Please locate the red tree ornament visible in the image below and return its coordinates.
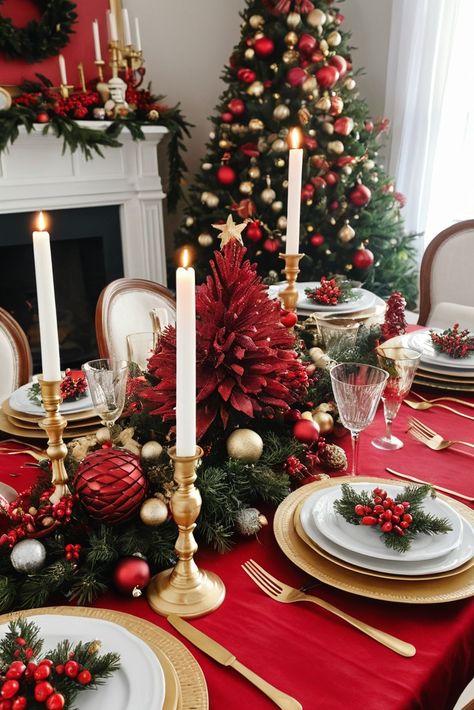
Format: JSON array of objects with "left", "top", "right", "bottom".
[
  {"left": 254, "top": 36, "right": 275, "bottom": 57},
  {"left": 228, "top": 98, "right": 245, "bottom": 115},
  {"left": 352, "top": 247, "right": 374, "bottom": 270},
  {"left": 381, "top": 291, "right": 407, "bottom": 340},
  {"left": 113, "top": 556, "right": 151, "bottom": 597},
  {"left": 350, "top": 184, "right": 372, "bottom": 206},
  {"left": 293, "top": 419, "right": 320, "bottom": 445},
  {"left": 310, "top": 234, "right": 325, "bottom": 248},
  {"left": 298, "top": 33, "right": 317, "bottom": 56},
  {"left": 74, "top": 449, "right": 148, "bottom": 525},
  {"left": 145, "top": 241, "right": 308, "bottom": 439},
  {"left": 316, "top": 65, "right": 339, "bottom": 89},
  {"left": 286, "top": 67, "right": 307, "bottom": 87},
  {"left": 217, "top": 165, "right": 237, "bottom": 186},
  {"left": 246, "top": 221, "right": 263, "bottom": 242}
]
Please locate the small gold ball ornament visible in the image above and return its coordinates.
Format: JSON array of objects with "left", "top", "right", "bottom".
[
  {"left": 247, "top": 81, "right": 264, "bottom": 97},
  {"left": 248, "top": 118, "right": 264, "bottom": 132},
  {"left": 301, "top": 411, "right": 314, "bottom": 421},
  {"left": 244, "top": 48, "right": 255, "bottom": 60},
  {"left": 327, "top": 140, "right": 345, "bottom": 154},
  {"left": 316, "top": 96, "right": 331, "bottom": 112},
  {"left": 201, "top": 162, "right": 212, "bottom": 171},
  {"left": 96, "top": 427, "right": 111, "bottom": 444},
  {"left": 302, "top": 76, "right": 318, "bottom": 94},
  {"left": 198, "top": 233, "right": 213, "bottom": 247},
  {"left": 307, "top": 8, "right": 326, "bottom": 27},
  {"left": 206, "top": 193, "right": 219, "bottom": 208},
  {"left": 274, "top": 158, "right": 285, "bottom": 168},
  {"left": 338, "top": 222, "right": 355, "bottom": 242},
  {"left": 344, "top": 78, "right": 356, "bottom": 91},
  {"left": 148, "top": 109, "right": 159, "bottom": 121},
  {"left": 226, "top": 429, "right": 264, "bottom": 463},
  {"left": 249, "top": 14, "right": 264, "bottom": 29},
  {"left": 283, "top": 50, "right": 299, "bottom": 64},
  {"left": 287, "top": 12, "right": 301, "bottom": 29},
  {"left": 271, "top": 138, "right": 287, "bottom": 153},
  {"left": 284, "top": 31, "right": 298, "bottom": 47},
  {"left": 140, "top": 440, "right": 163, "bottom": 462},
  {"left": 314, "top": 402, "right": 337, "bottom": 415},
  {"left": 261, "top": 186, "right": 276, "bottom": 203},
  {"left": 312, "top": 411, "right": 334, "bottom": 434},
  {"left": 140, "top": 497, "right": 168, "bottom": 526},
  {"left": 273, "top": 104, "right": 291, "bottom": 121},
  {"left": 185, "top": 216, "right": 195, "bottom": 227},
  {"left": 277, "top": 216, "right": 287, "bottom": 230},
  {"left": 240, "top": 181, "right": 254, "bottom": 195},
  {"left": 248, "top": 165, "right": 261, "bottom": 179},
  {"left": 327, "top": 31, "right": 342, "bottom": 47},
  {"left": 322, "top": 121, "right": 334, "bottom": 135},
  {"left": 271, "top": 201, "right": 283, "bottom": 213},
  {"left": 298, "top": 107, "right": 311, "bottom": 125}
]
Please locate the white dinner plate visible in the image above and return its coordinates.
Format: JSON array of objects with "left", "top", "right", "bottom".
[
  {"left": 300, "top": 490, "right": 474, "bottom": 576},
  {"left": 9, "top": 382, "right": 94, "bottom": 416},
  {"left": 0, "top": 615, "right": 165, "bottom": 710},
  {"left": 406, "top": 329, "right": 474, "bottom": 371},
  {"left": 268, "top": 282, "right": 376, "bottom": 314},
  {"left": 311, "top": 483, "right": 463, "bottom": 562}
]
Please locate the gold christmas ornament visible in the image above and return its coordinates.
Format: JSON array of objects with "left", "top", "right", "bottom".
[
  {"left": 312, "top": 410, "right": 334, "bottom": 434},
  {"left": 209, "top": 131, "right": 216, "bottom": 139},
  {"left": 273, "top": 104, "right": 291, "bottom": 121},
  {"left": 141, "top": 440, "right": 163, "bottom": 462},
  {"left": 327, "top": 30, "right": 342, "bottom": 47},
  {"left": 219, "top": 139, "right": 233, "bottom": 149},
  {"left": 244, "top": 48, "right": 255, "bottom": 60},
  {"left": 201, "top": 162, "right": 212, "bottom": 171},
  {"left": 148, "top": 109, "right": 159, "bottom": 121},
  {"left": 248, "top": 165, "right": 261, "bottom": 179},
  {"left": 271, "top": 200, "right": 283, "bottom": 213},
  {"left": 298, "top": 107, "right": 310, "bottom": 125},
  {"left": 287, "top": 12, "right": 301, "bottom": 29},
  {"left": 270, "top": 63, "right": 278, "bottom": 72},
  {"left": 344, "top": 78, "right": 356, "bottom": 91},
  {"left": 338, "top": 222, "right": 355, "bottom": 242},
  {"left": 257, "top": 137, "right": 269, "bottom": 152},
  {"left": 271, "top": 138, "right": 287, "bottom": 152},
  {"left": 342, "top": 165, "right": 352, "bottom": 176},
  {"left": 273, "top": 92, "right": 281, "bottom": 100},
  {"left": 96, "top": 427, "right": 111, "bottom": 445},
  {"left": 307, "top": 8, "right": 326, "bottom": 27},
  {"left": 274, "top": 158, "right": 285, "bottom": 168},
  {"left": 284, "top": 31, "right": 298, "bottom": 47},
  {"left": 316, "top": 96, "right": 331, "bottom": 112},
  {"left": 302, "top": 76, "right": 318, "bottom": 94},
  {"left": 247, "top": 81, "right": 264, "bottom": 97},
  {"left": 226, "top": 429, "right": 264, "bottom": 463},
  {"left": 364, "top": 160, "right": 375, "bottom": 170},
  {"left": 254, "top": 31, "right": 264, "bottom": 40},
  {"left": 140, "top": 497, "right": 169, "bottom": 526},
  {"left": 261, "top": 186, "right": 276, "bottom": 203},
  {"left": 301, "top": 411, "right": 314, "bottom": 421},
  {"left": 185, "top": 216, "right": 195, "bottom": 227},
  {"left": 198, "top": 233, "right": 213, "bottom": 248},
  {"left": 306, "top": 224, "right": 314, "bottom": 232},
  {"left": 322, "top": 121, "right": 334, "bottom": 135},
  {"left": 345, "top": 264, "right": 353, "bottom": 271},
  {"left": 240, "top": 181, "right": 254, "bottom": 195},
  {"left": 230, "top": 123, "right": 247, "bottom": 135},
  {"left": 314, "top": 402, "right": 338, "bottom": 415},
  {"left": 319, "top": 39, "right": 329, "bottom": 54},
  {"left": 206, "top": 193, "right": 219, "bottom": 208},
  {"left": 327, "top": 140, "right": 345, "bottom": 154},
  {"left": 248, "top": 117, "right": 264, "bottom": 132},
  {"left": 249, "top": 14, "right": 264, "bottom": 29},
  {"left": 283, "top": 49, "right": 299, "bottom": 64},
  {"left": 277, "top": 216, "right": 287, "bottom": 230}
]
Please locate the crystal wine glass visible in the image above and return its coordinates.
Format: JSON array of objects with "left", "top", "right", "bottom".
[
  {"left": 126, "top": 331, "right": 158, "bottom": 371},
  {"left": 372, "top": 345, "right": 421, "bottom": 451},
  {"left": 330, "top": 362, "right": 388, "bottom": 476},
  {"left": 82, "top": 358, "right": 129, "bottom": 435}
]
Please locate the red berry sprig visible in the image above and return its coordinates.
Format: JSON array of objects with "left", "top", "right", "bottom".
[
  {"left": 354, "top": 487, "right": 412, "bottom": 537},
  {"left": 307, "top": 276, "right": 343, "bottom": 305},
  {"left": 430, "top": 323, "right": 474, "bottom": 359},
  {"left": 60, "top": 370, "right": 88, "bottom": 403}
]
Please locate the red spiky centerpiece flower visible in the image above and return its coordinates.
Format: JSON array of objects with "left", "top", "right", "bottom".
[{"left": 143, "top": 239, "right": 308, "bottom": 440}]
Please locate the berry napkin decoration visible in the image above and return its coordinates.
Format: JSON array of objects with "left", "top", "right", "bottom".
[
  {"left": 334, "top": 484, "right": 452, "bottom": 553},
  {"left": 430, "top": 324, "right": 474, "bottom": 359},
  {"left": 305, "top": 275, "right": 360, "bottom": 306},
  {"left": 28, "top": 370, "right": 88, "bottom": 406}
]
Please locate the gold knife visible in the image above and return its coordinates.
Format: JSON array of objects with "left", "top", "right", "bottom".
[
  {"left": 167, "top": 615, "right": 302, "bottom": 710},
  {"left": 386, "top": 467, "right": 474, "bottom": 502}
]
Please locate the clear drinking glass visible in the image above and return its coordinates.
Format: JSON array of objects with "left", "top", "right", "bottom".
[
  {"left": 126, "top": 331, "right": 158, "bottom": 371},
  {"left": 82, "top": 358, "right": 129, "bottom": 434},
  {"left": 314, "top": 313, "right": 360, "bottom": 351},
  {"left": 372, "top": 345, "right": 421, "bottom": 451},
  {"left": 330, "top": 362, "right": 388, "bottom": 476}
]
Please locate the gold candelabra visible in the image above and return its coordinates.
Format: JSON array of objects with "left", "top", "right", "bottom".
[
  {"left": 147, "top": 446, "right": 226, "bottom": 618},
  {"left": 94, "top": 59, "right": 105, "bottom": 82},
  {"left": 37, "top": 378, "right": 69, "bottom": 504},
  {"left": 278, "top": 253, "right": 303, "bottom": 313}
]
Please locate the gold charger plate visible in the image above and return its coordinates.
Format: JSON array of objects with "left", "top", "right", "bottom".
[
  {"left": 5, "top": 414, "right": 99, "bottom": 433},
  {"left": 274, "top": 476, "right": 474, "bottom": 603},
  {"left": 0, "top": 607, "right": 209, "bottom": 710},
  {"left": 294, "top": 500, "right": 474, "bottom": 582},
  {"left": 416, "top": 366, "right": 474, "bottom": 384},
  {"left": 413, "top": 377, "right": 474, "bottom": 393},
  {"left": 0, "top": 409, "right": 99, "bottom": 440},
  {"left": 3, "top": 398, "right": 99, "bottom": 423}
]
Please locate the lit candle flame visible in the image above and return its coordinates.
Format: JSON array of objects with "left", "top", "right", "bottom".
[
  {"left": 37, "top": 211, "right": 47, "bottom": 232},
  {"left": 181, "top": 247, "right": 190, "bottom": 268},
  {"left": 288, "top": 127, "right": 302, "bottom": 150}
]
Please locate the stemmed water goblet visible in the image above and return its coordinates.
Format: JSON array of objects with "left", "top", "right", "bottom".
[
  {"left": 372, "top": 345, "right": 421, "bottom": 450},
  {"left": 82, "top": 358, "right": 129, "bottom": 437},
  {"left": 330, "top": 362, "right": 388, "bottom": 476}
]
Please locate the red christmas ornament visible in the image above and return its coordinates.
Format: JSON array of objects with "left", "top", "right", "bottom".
[
  {"left": 221, "top": 112, "right": 234, "bottom": 123},
  {"left": 301, "top": 183, "right": 315, "bottom": 201},
  {"left": 12, "top": 698, "right": 28, "bottom": 710},
  {"left": 334, "top": 117, "right": 353, "bottom": 135},
  {"left": 36, "top": 112, "right": 49, "bottom": 123},
  {"left": 298, "top": 33, "right": 317, "bottom": 56},
  {"left": 329, "top": 95, "right": 344, "bottom": 116},
  {"left": 237, "top": 68, "right": 257, "bottom": 84},
  {"left": 350, "top": 184, "right": 372, "bottom": 207},
  {"left": 311, "top": 176, "right": 326, "bottom": 190},
  {"left": 246, "top": 221, "right": 263, "bottom": 242},
  {"left": 113, "top": 556, "right": 151, "bottom": 597},
  {"left": 233, "top": 198, "right": 256, "bottom": 218},
  {"left": 310, "top": 234, "right": 325, "bottom": 248},
  {"left": 228, "top": 98, "right": 245, "bottom": 116},
  {"left": 364, "top": 120, "right": 374, "bottom": 132},
  {"left": 329, "top": 55, "right": 348, "bottom": 77},
  {"left": 352, "top": 247, "right": 374, "bottom": 270},
  {"left": 324, "top": 171, "right": 338, "bottom": 186},
  {"left": 74, "top": 449, "right": 148, "bottom": 525},
  {"left": 216, "top": 165, "right": 237, "bottom": 186},
  {"left": 293, "top": 419, "right": 320, "bottom": 445},
  {"left": 263, "top": 238, "right": 280, "bottom": 252},
  {"left": 310, "top": 50, "right": 324, "bottom": 63},
  {"left": 286, "top": 67, "right": 307, "bottom": 87},
  {"left": 239, "top": 142, "right": 260, "bottom": 157},
  {"left": 316, "top": 65, "right": 339, "bottom": 89},
  {"left": 280, "top": 311, "right": 298, "bottom": 328},
  {"left": 254, "top": 36, "right": 275, "bottom": 57}
]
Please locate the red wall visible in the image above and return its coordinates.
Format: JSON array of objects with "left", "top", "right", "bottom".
[{"left": 0, "top": 0, "right": 110, "bottom": 86}]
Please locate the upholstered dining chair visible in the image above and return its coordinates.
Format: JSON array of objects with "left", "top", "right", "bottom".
[
  {"left": 418, "top": 220, "right": 474, "bottom": 329},
  {"left": 95, "top": 278, "right": 176, "bottom": 361},
  {"left": 0, "top": 307, "right": 33, "bottom": 403}
]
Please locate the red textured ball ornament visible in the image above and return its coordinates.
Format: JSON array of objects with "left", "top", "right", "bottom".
[
  {"left": 113, "top": 556, "right": 151, "bottom": 597},
  {"left": 217, "top": 165, "right": 237, "bottom": 186},
  {"left": 316, "top": 65, "right": 339, "bottom": 89},
  {"left": 286, "top": 67, "right": 307, "bottom": 87},
  {"left": 246, "top": 221, "right": 263, "bottom": 242},
  {"left": 254, "top": 36, "right": 275, "bottom": 57},
  {"left": 74, "top": 448, "right": 148, "bottom": 525},
  {"left": 350, "top": 184, "right": 372, "bottom": 207},
  {"left": 228, "top": 98, "right": 246, "bottom": 116},
  {"left": 293, "top": 419, "right": 320, "bottom": 445},
  {"left": 352, "top": 247, "right": 374, "bottom": 270}
]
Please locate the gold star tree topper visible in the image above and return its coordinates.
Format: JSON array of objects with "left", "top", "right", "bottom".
[{"left": 212, "top": 215, "right": 247, "bottom": 248}]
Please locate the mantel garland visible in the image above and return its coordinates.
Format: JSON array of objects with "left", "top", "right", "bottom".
[{"left": 0, "top": 0, "right": 77, "bottom": 63}]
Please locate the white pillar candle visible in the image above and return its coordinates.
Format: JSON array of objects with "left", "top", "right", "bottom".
[
  {"left": 58, "top": 54, "right": 68, "bottom": 86},
  {"left": 285, "top": 127, "right": 304, "bottom": 255},
  {"left": 175, "top": 249, "right": 196, "bottom": 457},
  {"left": 92, "top": 19, "right": 102, "bottom": 62},
  {"left": 134, "top": 17, "right": 142, "bottom": 51},
  {"left": 122, "top": 9, "right": 132, "bottom": 46},
  {"left": 32, "top": 213, "right": 61, "bottom": 382},
  {"left": 107, "top": 9, "right": 118, "bottom": 42}
]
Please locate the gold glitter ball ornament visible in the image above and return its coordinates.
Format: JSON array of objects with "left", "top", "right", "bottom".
[
  {"left": 271, "top": 138, "right": 287, "bottom": 152},
  {"left": 273, "top": 104, "right": 290, "bottom": 121},
  {"left": 235, "top": 507, "right": 268, "bottom": 536},
  {"left": 240, "top": 181, "right": 254, "bottom": 195},
  {"left": 327, "top": 31, "right": 342, "bottom": 47},
  {"left": 185, "top": 216, "right": 195, "bottom": 227},
  {"left": 249, "top": 118, "right": 264, "bottom": 132},
  {"left": 248, "top": 165, "right": 261, "bottom": 179},
  {"left": 298, "top": 107, "right": 310, "bottom": 125},
  {"left": 277, "top": 215, "right": 287, "bottom": 230},
  {"left": 316, "top": 96, "right": 331, "bottom": 112},
  {"left": 275, "top": 158, "right": 285, "bottom": 168},
  {"left": 261, "top": 186, "right": 276, "bottom": 203},
  {"left": 245, "top": 48, "right": 255, "bottom": 60},
  {"left": 272, "top": 200, "right": 283, "bottom": 213},
  {"left": 206, "top": 193, "right": 220, "bottom": 208},
  {"left": 139, "top": 497, "right": 168, "bottom": 526},
  {"left": 284, "top": 31, "right": 298, "bottom": 47},
  {"left": 247, "top": 81, "right": 264, "bottom": 97},
  {"left": 283, "top": 49, "right": 299, "bottom": 64},
  {"left": 226, "top": 429, "right": 264, "bottom": 463},
  {"left": 249, "top": 14, "right": 264, "bottom": 29},
  {"left": 327, "top": 139, "right": 344, "bottom": 154},
  {"left": 302, "top": 76, "right": 318, "bottom": 94},
  {"left": 140, "top": 440, "right": 163, "bottom": 462},
  {"left": 312, "top": 410, "right": 334, "bottom": 434}
]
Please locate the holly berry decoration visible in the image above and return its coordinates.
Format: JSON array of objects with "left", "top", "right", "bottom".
[
  {"left": 352, "top": 247, "right": 374, "bottom": 271},
  {"left": 430, "top": 323, "right": 474, "bottom": 359},
  {"left": 113, "top": 556, "right": 151, "bottom": 597}
]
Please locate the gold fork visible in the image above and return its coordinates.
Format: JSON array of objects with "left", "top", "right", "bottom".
[
  {"left": 0, "top": 449, "right": 48, "bottom": 462},
  {"left": 242, "top": 559, "right": 416, "bottom": 657},
  {"left": 404, "top": 399, "right": 474, "bottom": 421},
  {"left": 411, "top": 392, "right": 474, "bottom": 410},
  {"left": 407, "top": 417, "right": 474, "bottom": 451}
]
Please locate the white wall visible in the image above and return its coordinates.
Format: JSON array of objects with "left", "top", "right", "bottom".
[{"left": 124, "top": 0, "right": 393, "bottom": 250}]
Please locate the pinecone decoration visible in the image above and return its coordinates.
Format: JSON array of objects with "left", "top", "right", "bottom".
[
  {"left": 318, "top": 442, "right": 348, "bottom": 472},
  {"left": 145, "top": 241, "right": 308, "bottom": 439},
  {"left": 381, "top": 291, "right": 407, "bottom": 340}
]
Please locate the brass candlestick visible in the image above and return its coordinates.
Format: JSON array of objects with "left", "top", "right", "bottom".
[
  {"left": 147, "top": 446, "right": 225, "bottom": 618},
  {"left": 59, "top": 84, "right": 74, "bottom": 99},
  {"left": 94, "top": 59, "right": 105, "bottom": 82},
  {"left": 37, "top": 378, "right": 69, "bottom": 504},
  {"left": 279, "top": 253, "right": 303, "bottom": 313}
]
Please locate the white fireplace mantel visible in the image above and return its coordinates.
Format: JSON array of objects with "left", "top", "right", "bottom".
[{"left": 0, "top": 122, "right": 169, "bottom": 285}]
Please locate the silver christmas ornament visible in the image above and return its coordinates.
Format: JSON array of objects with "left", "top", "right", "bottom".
[{"left": 10, "top": 539, "right": 46, "bottom": 573}]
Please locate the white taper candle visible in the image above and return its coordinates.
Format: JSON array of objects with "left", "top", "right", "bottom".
[
  {"left": 58, "top": 54, "right": 68, "bottom": 86},
  {"left": 122, "top": 9, "right": 132, "bottom": 45},
  {"left": 107, "top": 9, "right": 118, "bottom": 42},
  {"left": 92, "top": 19, "right": 102, "bottom": 62},
  {"left": 134, "top": 17, "right": 142, "bottom": 51},
  {"left": 175, "top": 249, "right": 196, "bottom": 457},
  {"left": 285, "top": 128, "right": 304, "bottom": 254}
]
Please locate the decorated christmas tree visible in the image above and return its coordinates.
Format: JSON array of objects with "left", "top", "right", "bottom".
[{"left": 174, "top": 0, "right": 418, "bottom": 306}]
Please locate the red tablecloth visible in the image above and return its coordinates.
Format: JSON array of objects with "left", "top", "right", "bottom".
[{"left": 1, "top": 390, "right": 474, "bottom": 709}]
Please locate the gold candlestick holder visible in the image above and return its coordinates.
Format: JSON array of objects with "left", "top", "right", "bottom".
[
  {"left": 59, "top": 84, "right": 74, "bottom": 99},
  {"left": 278, "top": 253, "right": 303, "bottom": 313},
  {"left": 37, "top": 377, "right": 69, "bottom": 504},
  {"left": 147, "top": 446, "right": 225, "bottom": 618},
  {"left": 123, "top": 45, "right": 144, "bottom": 71},
  {"left": 94, "top": 59, "right": 105, "bottom": 82}
]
